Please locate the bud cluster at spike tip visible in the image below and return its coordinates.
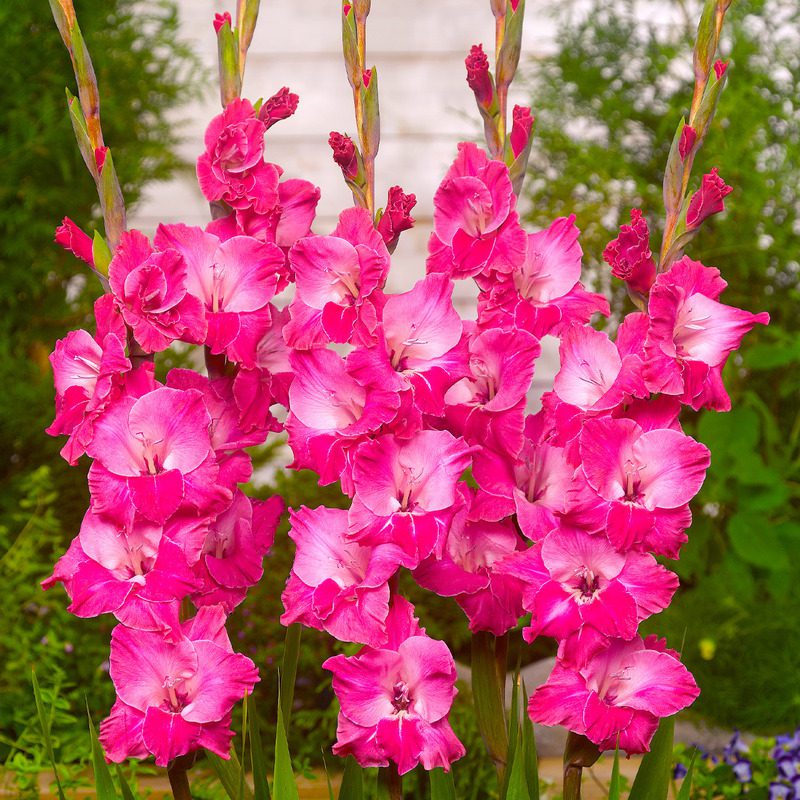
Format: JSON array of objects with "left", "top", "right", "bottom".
[{"left": 45, "top": 1, "right": 770, "bottom": 777}]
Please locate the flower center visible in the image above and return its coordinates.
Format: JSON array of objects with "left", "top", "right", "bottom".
[
  {"left": 397, "top": 465, "right": 423, "bottom": 511},
  {"left": 570, "top": 566, "right": 601, "bottom": 605},
  {"left": 391, "top": 681, "right": 412, "bottom": 714},
  {"left": 623, "top": 458, "right": 645, "bottom": 502},
  {"left": 135, "top": 433, "right": 164, "bottom": 475},
  {"left": 162, "top": 676, "right": 187, "bottom": 712},
  {"left": 210, "top": 263, "right": 226, "bottom": 313}
]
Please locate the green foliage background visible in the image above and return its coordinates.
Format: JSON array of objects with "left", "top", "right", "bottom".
[{"left": 524, "top": 0, "right": 800, "bottom": 731}]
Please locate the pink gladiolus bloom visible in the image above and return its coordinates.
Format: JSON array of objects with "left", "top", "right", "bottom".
[
  {"left": 323, "top": 597, "right": 465, "bottom": 774},
  {"left": 574, "top": 416, "right": 710, "bottom": 558},
  {"left": 415, "top": 494, "right": 525, "bottom": 636},
  {"left": 498, "top": 527, "right": 678, "bottom": 664},
  {"left": 108, "top": 230, "right": 207, "bottom": 353},
  {"left": 99, "top": 606, "right": 259, "bottom": 766},
  {"left": 285, "top": 207, "right": 390, "bottom": 347},
  {"left": 602, "top": 209, "right": 657, "bottom": 295},
  {"left": 197, "top": 98, "right": 282, "bottom": 213},
  {"left": 644, "top": 257, "right": 769, "bottom": 410},
  {"left": 480, "top": 216, "right": 609, "bottom": 338},
  {"left": 285, "top": 348, "right": 400, "bottom": 492},
  {"left": 348, "top": 430, "right": 473, "bottom": 568},
  {"left": 192, "top": 491, "right": 282, "bottom": 612},
  {"left": 529, "top": 636, "right": 699, "bottom": 754},
  {"left": 348, "top": 274, "right": 469, "bottom": 416},
  {"left": 55, "top": 217, "right": 94, "bottom": 266},
  {"left": 281, "top": 506, "right": 405, "bottom": 647},
  {"left": 685, "top": 168, "right": 732, "bottom": 229},
  {"left": 87, "top": 387, "right": 229, "bottom": 525},
  {"left": 427, "top": 142, "right": 526, "bottom": 279},
  {"left": 155, "top": 224, "right": 284, "bottom": 366},
  {"left": 47, "top": 301, "right": 131, "bottom": 464},
  {"left": 43, "top": 508, "right": 206, "bottom": 638},
  {"left": 444, "top": 325, "right": 540, "bottom": 454},
  {"left": 472, "top": 418, "right": 576, "bottom": 541}
]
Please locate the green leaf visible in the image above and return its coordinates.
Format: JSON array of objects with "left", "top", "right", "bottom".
[
  {"left": 505, "top": 738, "right": 531, "bottom": 800},
  {"left": 249, "top": 693, "right": 271, "bottom": 800},
  {"left": 273, "top": 680, "right": 299, "bottom": 800},
  {"left": 628, "top": 715, "right": 674, "bottom": 800},
  {"left": 429, "top": 767, "right": 457, "bottom": 800},
  {"left": 208, "top": 750, "right": 254, "bottom": 800},
  {"left": 608, "top": 745, "right": 621, "bottom": 800},
  {"left": 676, "top": 750, "right": 698, "bottom": 800},
  {"left": 116, "top": 766, "right": 136, "bottom": 800},
  {"left": 521, "top": 681, "right": 539, "bottom": 800},
  {"left": 239, "top": 693, "right": 250, "bottom": 800},
  {"left": 338, "top": 756, "right": 364, "bottom": 800},
  {"left": 280, "top": 624, "right": 302, "bottom": 729},
  {"left": 87, "top": 708, "right": 118, "bottom": 800},
  {"left": 321, "top": 754, "right": 336, "bottom": 800},
  {"left": 92, "top": 231, "right": 112, "bottom": 276},
  {"left": 502, "top": 673, "right": 522, "bottom": 799},
  {"left": 31, "top": 672, "right": 68, "bottom": 800},
  {"left": 728, "top": 512, "right": 790, "bottom": 570},
  {"left": 471, "top": 632, "right": 509, "bottom": 776}
]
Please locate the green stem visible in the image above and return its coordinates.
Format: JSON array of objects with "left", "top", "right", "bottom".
[
  {"left": 471, "top": 632, "right": 509, "bottom": 782},
  {"left": 377, "top": 766, "right": 402, "bottom": 800},
  {"left": 167, "top": 754, "right": 194, "bottom": 800}
]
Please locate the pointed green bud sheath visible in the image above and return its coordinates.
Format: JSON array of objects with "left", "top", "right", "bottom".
[
  {"left": 91, "top": 231, "right": 112, "bottom": 277},
  {"left": 48, "top": 0, "right": 74, "bottom": 49},
  {"left": 69, "top": 22, "right": 102, "bottom": 148},
  {"left": 497, "top": 0, "right": 525, "bottom": 89},
  {"left": 663, "top": 117, "right": 687, "bottom": 217},
  {"left": 97, "top": 148, "right": 126, "bottom": 249},
  {"left": 693, "top": 67, "right": 728, "bottom": 142},
  {"left": 491, "top": 0, "right": 507, "bottom": 19},
  {"left": 361, "top": 67, "right": 380, "bottom": 159},
  {"left": 342, "top": 3, "right": 361, "bottom": 91},
  {"left": 693, "top": 0, "right": 718, "bottom": 87},
  {"left": 66, "top": 89, "right": 97, "bottom": 179},
  {"left": 216, "top": 18, "right": 241, "bottom": 106},
  {"left": 352, "top": 0, "right": 371, "bottom": 23},
  {"left": 236, "top": 0, "right": 261, "bottom": 68}
]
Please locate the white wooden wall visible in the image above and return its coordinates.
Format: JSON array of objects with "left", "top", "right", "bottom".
[{"left": 130, "top": 0, "right": 681, "bottom": 396}]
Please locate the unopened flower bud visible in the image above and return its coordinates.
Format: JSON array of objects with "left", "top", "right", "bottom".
[
  {"left": 466, "top": 45, "right": 495, "bottom": 109},
  {"left": 602, "top": 209, "right": 656, "bottom": 295},
  {"left": 509, "top": 104, "right": 533, "bottom": 158},
  {"left": 94, "top": 146, "right": 108, "bottom": 174},
  {"left": 377, "top": 186, "right": 416, "bottom": 252},
  {"left": 686, "top": 168, "right": 732, "bottom": 229},
  {"left": 259, "top": 87, "right": 299, "bottom": 130},
  {"left": 713, "top": 60, "right": 728, "bottom": 80},
  {"left": 213, "top": 12, "right": 232, "bottom": 33},
  {"left": 329, "top": 132, "right": 359, "bottom": 179},
  {"left": 678, "top": 125, "right": 697, "bottom": 161},
  {"left": 55, "top": 217, "right": 94, "bottom": 266}
]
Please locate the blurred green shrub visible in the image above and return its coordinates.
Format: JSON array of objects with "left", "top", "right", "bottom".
[
  {"left": 525, "top": 0, "right": 800, "bottom": 730},
  {"left": 0, "top": 0, "right": 202, "bottom": 780}
]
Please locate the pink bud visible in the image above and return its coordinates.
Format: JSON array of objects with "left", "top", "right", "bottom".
[
  {"left": 465, "top": 44, "right": 493, "bottom": 108},
  {"left": 362, "top": 68, "right": 372, "bottom": 88},
  {"left": 713, "top": 60, "right": 728, "bottom": 80},
  {"left": 343, "top": 3, "right": 352, "bottom": 15},
  {"left": 602, "top": 209, "right": 656, "bottom": 295},
  {"left": 377, "top": 186, "right": 417, "bottom": 251},
  {"left": 510, "top": 105, "right": 534, "bottom": 158},
  {"left": 509, "top": 0, "right": 520, "bottom": 10},
  {"left": 678, "top": 125, "right": 697, "bottom": 161},
  {"left": 55, "top": 217, "right": 95, "bottom": 266},
  {"left": 329, "top": 132, "right": 359, "bottom": 179},
  {"left": 259, "top": 87, "right": 299, "bottom": 130},
  {"left": 686, "top": 168, "right": 732, "bottom": 230},
  {"left": 94, "top": 146, "right": 108, "bottom": 174},
  {"left": 213, "top": 12, "right": 232, "bottom": 33}
]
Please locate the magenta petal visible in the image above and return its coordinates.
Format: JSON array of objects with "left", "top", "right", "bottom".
[
  {"left": 99, "top": 700, "right": 148, "bottom": 763},
  {"left": 142, "top": 707, "right": 200, "bottom": 767},
  {"left": 397, "top": 637, "right": 458, "bottom": 723},
  {"left": 376, "top": 716, "right": 424, "bottom": 776},
  {"left": 582, "top": 693, "right": 634, "bottom": 747},
  {"left": 528, "top": 662, "right": 589, "bottom": 732},
  {"left": 128, "top": 470, "right": 184, "bottom": 524}
]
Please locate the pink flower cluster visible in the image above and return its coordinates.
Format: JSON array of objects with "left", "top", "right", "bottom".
[
  {"left": 277, "top": 137, "right": 768, "bottom": 766},
  {"left": 47, "top": 81, "right": 768, "bottom": 774},
  {"left": 44, "top": 95, "right": 315, "bottom": 766}
]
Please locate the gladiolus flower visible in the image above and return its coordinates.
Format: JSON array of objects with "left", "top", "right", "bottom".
[
  {"left": 465, "top": 44, "right": 494, "bottom": 108},
  {"left": 55, "top": 217, "right": 94, "bottom": 266},
  {"left": 259, "top": 87, "right": 299, "bottom": 129},
  {"left": 377, "top": 185, "right": 416, "bottom": 252},
  {"left": 686, "top": 168, "right": 732, "bottom": 230},
  {"left": 603, "top": 209, "right": 657, "bottom": 295}
]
